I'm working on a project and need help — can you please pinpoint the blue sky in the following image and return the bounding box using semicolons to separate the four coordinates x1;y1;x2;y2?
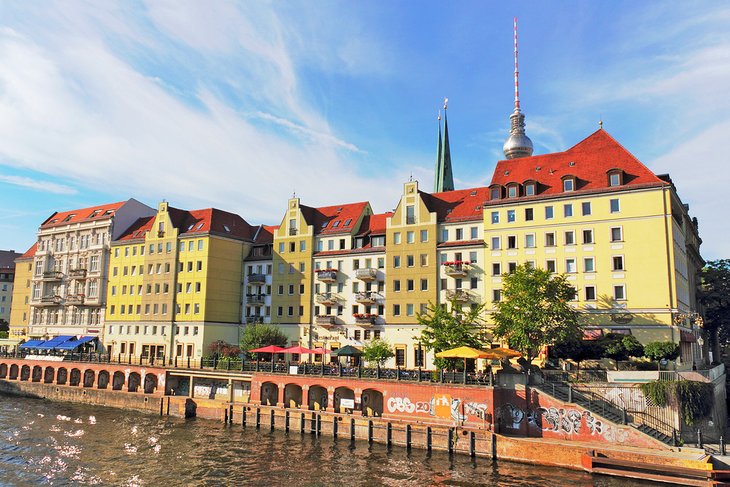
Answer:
0;1;728;258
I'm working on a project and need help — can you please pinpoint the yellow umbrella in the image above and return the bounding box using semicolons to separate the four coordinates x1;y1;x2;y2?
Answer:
435;346;492;359
481;347;522;360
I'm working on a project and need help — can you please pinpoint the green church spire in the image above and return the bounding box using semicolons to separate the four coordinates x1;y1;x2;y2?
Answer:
434;98;454;192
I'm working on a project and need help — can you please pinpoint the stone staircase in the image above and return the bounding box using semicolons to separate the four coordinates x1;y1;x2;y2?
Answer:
532;379;675;446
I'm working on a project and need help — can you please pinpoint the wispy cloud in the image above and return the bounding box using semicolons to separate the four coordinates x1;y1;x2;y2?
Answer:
0;174;77;195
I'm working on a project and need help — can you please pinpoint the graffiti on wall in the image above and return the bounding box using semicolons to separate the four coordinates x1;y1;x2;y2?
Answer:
501;403;631;444
386;393;488;422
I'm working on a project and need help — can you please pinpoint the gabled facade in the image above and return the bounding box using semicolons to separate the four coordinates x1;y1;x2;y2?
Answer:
27;199;155;340
243;225;276;324
104;201;255;360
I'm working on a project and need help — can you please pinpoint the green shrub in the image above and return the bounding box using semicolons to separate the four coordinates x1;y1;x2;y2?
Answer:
643;341;680;362
640;380;713;425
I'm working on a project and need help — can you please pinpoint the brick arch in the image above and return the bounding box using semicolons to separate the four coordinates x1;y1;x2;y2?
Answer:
20;365;30;381
69;368;81;386
260;382;278;406
43;366;55;384
57;367;68;385
97;370;110;389
361;388;384;417
0;363;7;378
83;370;96;388
9;363;18;380
143;373;157;394
112;371;125;391
334;386;355;413
128;372;141;392
308;385;328;411
284;383;303;408
32;365;42;382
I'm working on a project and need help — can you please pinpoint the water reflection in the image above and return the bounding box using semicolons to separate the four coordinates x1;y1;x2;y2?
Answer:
0;394;655;486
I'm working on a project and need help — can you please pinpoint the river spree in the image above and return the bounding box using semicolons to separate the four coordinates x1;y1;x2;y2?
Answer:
0;395;655;486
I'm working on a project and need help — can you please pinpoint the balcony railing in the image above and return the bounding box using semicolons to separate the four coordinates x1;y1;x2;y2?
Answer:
247;273;267;284
66;294;86;305
39;295;62;305
315;270;338;283
354;268;377;281
443;262;470;278
315;293;339;305
288;228;297;236
42;271;64;281
68;268;87;279
315;315;336;328
446;289;472;303
354;315;377;327
354;292;377;304
246;294;266;305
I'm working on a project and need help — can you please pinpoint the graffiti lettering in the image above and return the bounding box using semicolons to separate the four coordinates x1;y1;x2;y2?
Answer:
464;402;488;420
386;397;416;413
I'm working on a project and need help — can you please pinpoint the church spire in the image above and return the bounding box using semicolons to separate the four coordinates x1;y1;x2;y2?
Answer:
434;98;454;192
503;17;534;160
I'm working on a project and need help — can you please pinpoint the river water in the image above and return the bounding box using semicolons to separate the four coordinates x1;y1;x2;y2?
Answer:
0;394;655;486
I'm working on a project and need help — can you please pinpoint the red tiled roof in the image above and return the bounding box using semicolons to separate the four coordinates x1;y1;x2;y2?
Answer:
301;201;369;235
488;129;666;200
253;225;278;245
356;212;391;236
20;243;37;259
437;240;485;249
40;201;127;229
421;187;492;223
115;207;255;242
314;246;386;257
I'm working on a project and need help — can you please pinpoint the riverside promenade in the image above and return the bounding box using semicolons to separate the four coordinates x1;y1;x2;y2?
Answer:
1;353;728;485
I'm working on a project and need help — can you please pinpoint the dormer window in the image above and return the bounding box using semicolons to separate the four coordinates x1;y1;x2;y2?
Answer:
507;185;518;198
609;171;622;187
524;183;536;196
490;187;501;200
332;220;341;228
563;177;575;192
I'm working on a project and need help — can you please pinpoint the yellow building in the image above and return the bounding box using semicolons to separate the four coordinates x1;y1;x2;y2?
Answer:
104;202;255;360
484;129;703;364
3;245;35;350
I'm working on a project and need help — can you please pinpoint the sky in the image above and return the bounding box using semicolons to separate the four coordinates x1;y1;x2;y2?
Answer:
0;1;727;258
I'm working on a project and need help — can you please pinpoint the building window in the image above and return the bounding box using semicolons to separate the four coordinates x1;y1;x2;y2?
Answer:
508;262;517;273
491;211;499;224
613;285;626;301
585;286;596;301
545;206;554;219
492;263;501;276
420;229;428;242
546;260;556;273
612;256;625;271
563;178;574;192
393;232;401;244
507;210;516;222
395;348;406;367
455;228;463;240
406;304;414;316
420;254;428;267
470;226;478;239
582;229;594;244
490;187;500;200
564;204;573;217
393;280;401;292
581;202;591;216
525;183;535;196
420;279;428;291
491;236;501;249
393;256;401;268
610;227;623;242
492;289;501;302
525;208;534;221
609;173;621;187
545;232;556;247
406;255;414;267
584;257;595;273
610;199;620;213
407;279;414;291
393;304;401;316
566;259;576;273
508;185;517;198
407;231;415;244
525;234;535;248
565;231;575;245
406;205;416;224
507;236;517;249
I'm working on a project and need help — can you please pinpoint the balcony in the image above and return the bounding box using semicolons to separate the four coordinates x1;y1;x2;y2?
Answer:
315;293;339;305
354;314;377;327
446;289;472;303
245;315;263;324
66;294;86;305
246;294;266;305
38;295;62;306
288;227;297;236
42;271;64;281
355;268;377;281
68;268;87;279
247;273;267;284
354;292;377;304
443;262;470;278
315;269;338;283
315;315;336;329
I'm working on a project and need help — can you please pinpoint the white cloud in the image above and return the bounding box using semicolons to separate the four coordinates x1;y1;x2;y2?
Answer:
0;175;77;195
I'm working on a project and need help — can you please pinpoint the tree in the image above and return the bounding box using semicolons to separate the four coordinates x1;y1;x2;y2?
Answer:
492;264;582;364
207;340;241;359
361;339;394;366
699;260;730;355
643;341;680;362
599;334;644;361
418;299;486;369
550;339;602;368
239;323;288;359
